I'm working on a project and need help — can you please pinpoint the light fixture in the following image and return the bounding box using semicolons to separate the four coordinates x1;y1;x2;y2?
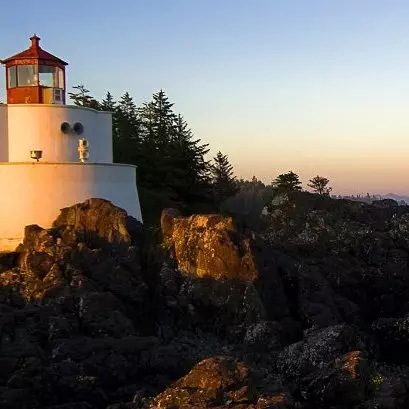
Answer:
78;139;89;162
30;150;42;162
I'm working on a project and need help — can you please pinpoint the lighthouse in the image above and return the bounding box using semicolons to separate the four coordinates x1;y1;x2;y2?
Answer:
0;35;142;251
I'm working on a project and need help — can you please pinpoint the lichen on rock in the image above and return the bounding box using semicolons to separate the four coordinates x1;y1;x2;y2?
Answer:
161;209;258;282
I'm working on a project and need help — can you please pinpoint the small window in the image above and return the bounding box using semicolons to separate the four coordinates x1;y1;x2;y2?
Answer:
39;65;56;87
17;65;37;87
7;66;17;88
53;89;62;102
58;68;65;89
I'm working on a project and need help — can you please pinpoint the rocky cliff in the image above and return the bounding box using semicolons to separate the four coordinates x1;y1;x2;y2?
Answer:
2;195;409;408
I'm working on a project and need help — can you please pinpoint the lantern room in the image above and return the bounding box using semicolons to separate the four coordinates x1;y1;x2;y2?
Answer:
1;35;68;104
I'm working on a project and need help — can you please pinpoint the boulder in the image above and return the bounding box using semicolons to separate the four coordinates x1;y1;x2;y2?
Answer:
278;324;365;382
302;350;369;405
0;199;155;409
52;198;142;252
277;324;368;404
162;211;257;282
149;356;295;409
148;356;254;408
160;210;290;334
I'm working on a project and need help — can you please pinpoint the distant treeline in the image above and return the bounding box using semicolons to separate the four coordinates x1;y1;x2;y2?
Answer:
338;194;407;205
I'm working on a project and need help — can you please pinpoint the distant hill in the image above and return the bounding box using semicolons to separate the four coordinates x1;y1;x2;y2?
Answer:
338;193;409;205
383;193;409;204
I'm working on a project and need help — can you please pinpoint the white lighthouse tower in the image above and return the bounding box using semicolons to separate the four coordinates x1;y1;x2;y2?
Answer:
0;35;142;251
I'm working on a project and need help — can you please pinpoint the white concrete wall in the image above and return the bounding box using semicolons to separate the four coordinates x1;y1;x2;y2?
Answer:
6;105;113;163
0;104;8;161
0;163;142;251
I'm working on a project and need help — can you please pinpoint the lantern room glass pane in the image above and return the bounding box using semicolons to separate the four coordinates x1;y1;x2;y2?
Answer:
7;66;17;88
39;65;57;87
17;65;37;86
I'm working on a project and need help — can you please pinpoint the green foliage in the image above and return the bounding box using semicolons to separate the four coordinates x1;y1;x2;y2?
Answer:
368;370;385;395
211;151;240;209
272;171;302;192
308;175;332;196
224;176;275;229
69;86;216;224
100;91;116;112
68;85;100;109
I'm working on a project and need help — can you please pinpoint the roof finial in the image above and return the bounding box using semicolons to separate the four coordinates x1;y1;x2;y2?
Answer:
30;34;40;49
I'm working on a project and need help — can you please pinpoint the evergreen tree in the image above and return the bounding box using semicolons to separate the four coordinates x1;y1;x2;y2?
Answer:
272;171;302;192
137;90;180;193
68;85;217;223
139;89;176;145
113;92;141;164
136;90;215;218
307;175;332;195
100;91;116;112
117;92;140;139
137;90;175;190
68;85;100;109
166;114;212;206
101;92;120;141
211;151;239;206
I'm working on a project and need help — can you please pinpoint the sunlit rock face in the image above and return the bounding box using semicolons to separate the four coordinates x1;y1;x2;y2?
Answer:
162;210;257;282
160;208;291;331
149;356;294;409
0;199;154;409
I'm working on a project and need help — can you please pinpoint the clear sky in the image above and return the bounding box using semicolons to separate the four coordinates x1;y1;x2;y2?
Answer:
2;0;409;195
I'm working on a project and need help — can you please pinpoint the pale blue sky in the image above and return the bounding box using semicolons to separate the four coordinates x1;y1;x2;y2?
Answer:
2;0;409;194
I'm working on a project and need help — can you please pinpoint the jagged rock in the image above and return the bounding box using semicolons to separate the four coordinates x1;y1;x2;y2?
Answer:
4;195;409;408
0;200;152;408
159;210;290;340
52;198;142;252
372;378;409;408
372;316;409;363
148;356;254;408
0;251;19;274
276;324;371;405
302;350;369;404
255;393;294;408
278;324;365;382
149;356;295;409
162;211;257;282
160;208;182;242
295;264;342;329
243;320;283;351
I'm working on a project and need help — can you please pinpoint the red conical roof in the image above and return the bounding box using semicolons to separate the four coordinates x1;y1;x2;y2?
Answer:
2;35;68;66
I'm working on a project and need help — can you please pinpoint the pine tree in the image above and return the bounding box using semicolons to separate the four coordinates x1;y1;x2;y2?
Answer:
113;92;141;164
307;175;332;196
68;85;100;109
272;171;302;192
166;114;212;206
101;91;116;112
137;90;177;190
211;151;239;206
139;90;176;145
68;86;219;222
101;92;120;141
117;92;139;139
